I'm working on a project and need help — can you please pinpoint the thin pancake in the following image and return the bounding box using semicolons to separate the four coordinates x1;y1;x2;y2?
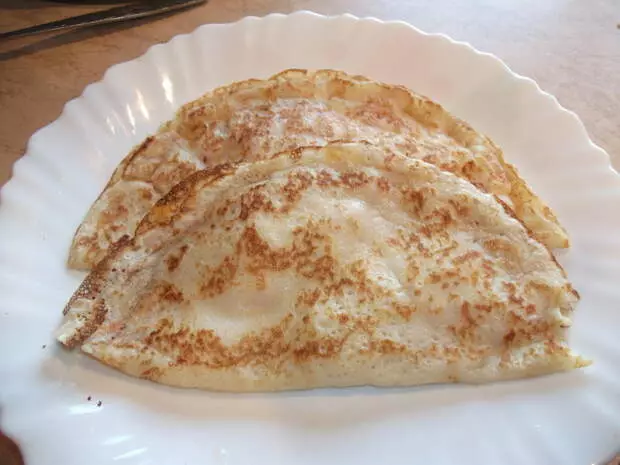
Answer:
57;142;584;392
68;69;568;270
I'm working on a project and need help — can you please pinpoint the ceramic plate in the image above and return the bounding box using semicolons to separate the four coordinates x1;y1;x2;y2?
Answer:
0;11;619;465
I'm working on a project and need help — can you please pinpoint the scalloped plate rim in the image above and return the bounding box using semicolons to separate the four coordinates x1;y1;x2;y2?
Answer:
4;11;616;198
1;11;619;465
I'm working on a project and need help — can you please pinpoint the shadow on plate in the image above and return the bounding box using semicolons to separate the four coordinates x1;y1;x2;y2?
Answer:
40;344;594;430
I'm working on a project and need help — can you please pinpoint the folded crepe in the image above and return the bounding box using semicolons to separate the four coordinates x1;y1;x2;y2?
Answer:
68;69;568;270
57;142;584;392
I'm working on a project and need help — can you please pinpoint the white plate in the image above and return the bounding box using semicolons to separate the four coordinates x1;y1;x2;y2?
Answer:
1;11;619;465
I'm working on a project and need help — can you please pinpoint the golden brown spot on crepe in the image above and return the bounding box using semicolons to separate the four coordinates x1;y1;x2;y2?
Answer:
400;186;426;215
484;238;514;254
195;220;344;300
232;111;272;158
376;176;390;192
337;313;350;324
461;302;476;327
372;339;408;354
75;233;97;251
419;208;454;240
341;171;370;189
122;134;195;191
62;299;108;349
474;304;492;313
395;304;416;320
503;330;516;347
145;314;296;368
122;136;156;175
151;160;200;194
448;197;472;217
296;289;321;308
199;255;239;298
509;294;525;305
427;272;442;285
140;366;164;381
136;163;238;236
165;244;189;272
346;99;406;131
139;188;154;201
242;222;339;283
281;170;313;203
453;250;482;266
239;187;275;220
98;198;129;232
316;169;338;187
293;337;349;362
154;281;184;303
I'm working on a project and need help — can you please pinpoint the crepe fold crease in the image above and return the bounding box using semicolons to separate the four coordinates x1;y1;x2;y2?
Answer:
68;69;568;271
57;142;584;391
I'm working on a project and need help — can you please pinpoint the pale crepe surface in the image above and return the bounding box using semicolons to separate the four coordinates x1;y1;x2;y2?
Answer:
68;69;568;270
57;143;584;392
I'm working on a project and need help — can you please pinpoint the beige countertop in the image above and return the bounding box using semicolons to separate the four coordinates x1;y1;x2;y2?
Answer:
0;0;618;188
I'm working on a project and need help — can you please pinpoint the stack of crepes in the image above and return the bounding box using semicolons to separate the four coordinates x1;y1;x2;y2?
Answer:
56;69;587;392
